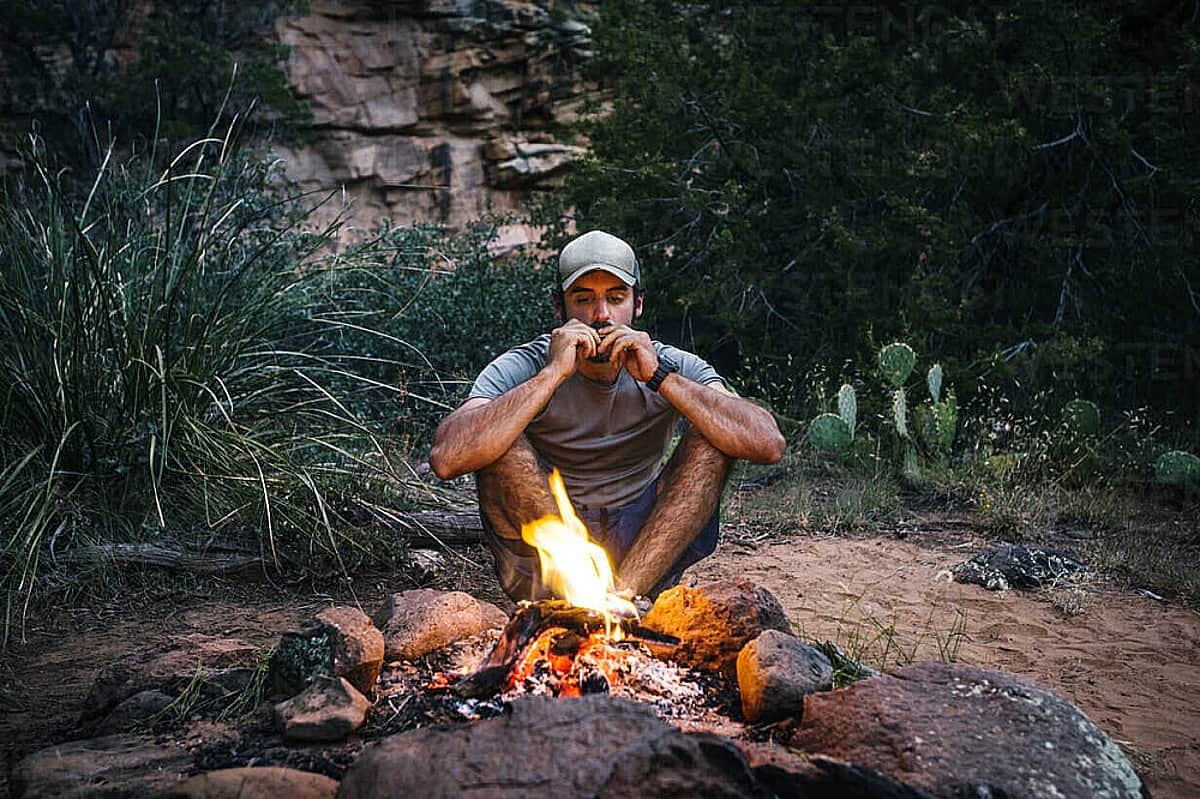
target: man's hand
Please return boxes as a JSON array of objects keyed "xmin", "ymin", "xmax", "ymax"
[
  {"xmin": 598, "ymin": 325, "xmax": 658, "ymax": 381},
  {"xmin": 547, "ymin": 319, "xmax": 603, "ymax": 380}
]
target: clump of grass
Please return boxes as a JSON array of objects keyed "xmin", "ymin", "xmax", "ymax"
[
  {"xmin": 795, "ymin": 590, "xmax": 968, "ymax": 687},
  {"xmin": 0, "ymin": 130, "xmax": 430, "ymax": 642},
  {"xmin": 735, "ymin": 448, "xmax": 902, "ymax": 535}
]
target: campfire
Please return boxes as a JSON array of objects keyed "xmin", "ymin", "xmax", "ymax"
[{"xmin": 433, "ymin": 470, "xmax": 686, "ymax": 702}]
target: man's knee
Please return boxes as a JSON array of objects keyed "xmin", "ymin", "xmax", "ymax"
[{"xmin": 662, "ymin": 425, "xmax": 734, "ymax": 491}]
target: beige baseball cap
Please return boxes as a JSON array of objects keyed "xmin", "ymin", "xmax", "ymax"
[{"xmin": 558, "ymin": 230, "xmax": 641, "ymax": 290}]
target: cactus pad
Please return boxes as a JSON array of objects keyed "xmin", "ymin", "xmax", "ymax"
[
  {"xmin": 1062, "ymin": 399, "xmax": 1101, "ymax": 436},
  {"xmin": 892, "ymin": 386, "xmax": 909, "ymax": 439},
  {"xmin": 837, "ymin": 383, "xmax": 857, "ymax": 439},
  {"xmin": 1154, "ymin": 450, "xmax": 1200, "ymax": 486},
  {"xmin": 927, "ymin": 363, "xmax": 943, "ymax": 404},
  {"xmin": 879, "ymin": 342, "xmax": 916, "ymax": 387},
  {"xmin": 808, "ymin": 413, "xmax": 853, "ymax": 452}
]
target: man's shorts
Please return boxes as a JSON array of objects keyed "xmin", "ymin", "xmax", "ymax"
[{"xmin": 483, "ymin": 478, "xmax": 720, "ymax": 602}]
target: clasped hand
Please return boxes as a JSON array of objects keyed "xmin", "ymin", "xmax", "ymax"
[{"xmin": 547, "ymin": 319, "xmax": 658, "ymax": 381}]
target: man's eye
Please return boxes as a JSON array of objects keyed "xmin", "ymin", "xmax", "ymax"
[{"xmin": 608, "ymin": 294, "xmax": 627, "ymax": 303}]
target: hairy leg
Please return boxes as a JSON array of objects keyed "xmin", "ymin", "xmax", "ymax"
[
  {"xmin": 476, "ymin": 436, "xmax": 559, "ymax": 600},
  {"xmin": 476, "ymin": 435, "xmax": 557, "ymax": 543},
  {"xmin": 614, "ymin": 425, "xmax": 734, "ymax": 597}
]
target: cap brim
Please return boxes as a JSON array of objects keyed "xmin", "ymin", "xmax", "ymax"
[{"xmin": 560, "ymin": 263, "xmax": 637, "ymax": 291}]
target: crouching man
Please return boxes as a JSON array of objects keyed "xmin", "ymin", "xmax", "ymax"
[{"xmin": 429, "ymin": 230, "xmax": 785, "ymax": 600}]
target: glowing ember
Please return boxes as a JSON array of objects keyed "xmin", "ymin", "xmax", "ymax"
[{"xmin": 521, "ymin": 470, "xmax": 638, "ymax": 636}]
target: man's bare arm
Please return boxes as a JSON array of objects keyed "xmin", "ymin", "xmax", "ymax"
[
  {"xmin": 658, "ymin": 376, "xmax": 785, "ymax": 464},
  {"xmin": 428, "ymin": 320, "xmax": 602, "ymax": 480},
  {"xmin": 428, "ymin": 378, "xmax": 553, "ymax": 480},
  {"xmin": 601, "ymin": 326, "xmax": 784, "ymax": 464}
]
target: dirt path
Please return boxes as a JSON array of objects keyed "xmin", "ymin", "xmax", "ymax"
[
  {"xmin": 2, "ymin": 528, "xmax": 1197, "ymax": 798},
  {"xmin": 693, "ymin": 527, "xmax": 1200, "ymax": 799}
]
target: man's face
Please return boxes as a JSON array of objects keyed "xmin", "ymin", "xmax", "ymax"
[{"xmin": 560, "ymin": 269, "xmax": 642, "ymax": 329}]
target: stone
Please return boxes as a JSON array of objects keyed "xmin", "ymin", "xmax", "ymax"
[
  {"xmin": 273, "ymin": 674, "xmax": 371, "ymax": 742},
  {"xmin": 789, "ymin": 661, "xmax": 1147, "ymax": 799},
  {"xmin": 337, "ymin": 694, "xmax": 771, "ymax": 798},
  {"xmin": 169, "ymin": 766, "xmax": 339, "ymax": 798},
  {"xmin": 488, "ymin": 143, "xmax": 585, "ymax": 188},
  {"xmin": 952, "ymin": 544, "xmax": 1087, "ymax": 591},
  {"xmin": 642, "ymin": 579, "xmax": 793, "ymax": 677},
  {"xmin": 373, "ymin": 589, "xmax": 508, "ymax": 661},
  {"xmin": 93, "ymin": 689, "xmax": 175, "ymax": 734},
  {"xmin": 11, "ymin": 734, "xmax": 192, "ymax": 798},
  {"xmin": 737, "ymin": 630, "xmax": 833, "ymax": 723},
  {"xmin": 269, "ymin": 606, "xmax": 384, "ymax": 698},
  {"xmin": 79, "ymin": 634, "xmax": 257, "ymax": 729}
]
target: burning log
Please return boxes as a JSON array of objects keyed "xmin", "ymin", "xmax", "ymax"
[{"xmin": 448, "ymin": 599, "xmax": 678, "ymax": 699}]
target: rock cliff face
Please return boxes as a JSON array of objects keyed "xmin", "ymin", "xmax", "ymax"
[{"xmin": 274, "ymin": 0, "xmax": 596, "ymax": 235}]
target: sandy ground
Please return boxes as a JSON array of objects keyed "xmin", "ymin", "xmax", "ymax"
[
  {"xmin": 2, "ymin": 522, "xmax": 1197, "ymax": 798},
  {"xmin": 693, "ymin": 524, "xmax": 1200, "ymax": 799}
]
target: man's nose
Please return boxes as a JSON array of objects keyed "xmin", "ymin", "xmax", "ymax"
[{"xmin": 592, "ymin": 298, "xmax": 611, "ymax": 322}]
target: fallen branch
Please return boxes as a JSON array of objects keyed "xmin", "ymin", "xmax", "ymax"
[
  {"xmin": 58, "ymin": 541, "xmax": 263, "ymax": 574},
  {"xmin": 387, "ymin": 510, "xmax": 484, "ymax": 545}
]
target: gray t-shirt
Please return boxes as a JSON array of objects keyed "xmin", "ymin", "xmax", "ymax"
[{"xmin": 468, "ymin": 334, "xmax": 726, "ymax": 509}]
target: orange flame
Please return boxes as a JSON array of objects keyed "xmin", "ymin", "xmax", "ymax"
[{"xmin": 521, "ymin": 470, "xmax": 638, "ymax": 636}]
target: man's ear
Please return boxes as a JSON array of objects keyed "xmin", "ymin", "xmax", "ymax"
[
  {"xmin": 553, "ymin": 289, "xmax": 564, "ymax": 322},
  {"xmin": 633, "ymin": 290, "xmax": 644, "ymax": 320}
]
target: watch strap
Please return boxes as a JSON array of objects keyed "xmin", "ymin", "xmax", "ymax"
[{"xmin": 646, "ymin": 360, "xmax": 677, "ymax": 391}]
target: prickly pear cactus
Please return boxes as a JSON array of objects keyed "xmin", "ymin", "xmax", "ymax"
[
  {"xmin": 903, "ymin": 443, "xmax": 921, "ymax": 484},
  {"xmin": 808, "ymin": 413, "xmax": 853, "ymax": 453},
  {"xmin": 837, "ymin": 383, "xmax": 857, "ymax": 439},
  {"xmin": 1154, "ymin": 450, "xmax": 1200, "ymax": 486},
  {"xmin": 892, "ymin": 386, "xmax": 909, "ymax": 439},
  {"xmin": 1062, "ymin": 399, "xmax": 1101, "ymax": 436},
  {"xmin": 935, "ymin": 389, "xmax": 958, "ymax": 453},
  {"xmin": 927, "ymin": 363, "xmax": 943, "ymax": 404},
  {"xmin": 878, "ymin": 343, "xmax": 916, "ymax": 388}
]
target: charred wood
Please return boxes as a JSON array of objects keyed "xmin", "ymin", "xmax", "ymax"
[{"xmin": 450, "ymin": 600, "xmax": 678, "ymax": 699}]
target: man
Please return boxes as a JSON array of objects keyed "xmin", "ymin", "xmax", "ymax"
[{"xmin": 429, "ymin": 230, "xmax": 785, "ymax": 600}]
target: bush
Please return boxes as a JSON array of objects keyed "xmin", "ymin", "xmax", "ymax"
[{"xmin": 549, "ymin": 0, "xmax": 1200, "ymax": 432}]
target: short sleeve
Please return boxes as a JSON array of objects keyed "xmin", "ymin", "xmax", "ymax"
[
  {"xmin": 656, "ymin": 343, "xmax": 727, "ymax": 389},
  {"xmin": 468, "ymin": 334, "xmax": 551, "ymax": 400}
]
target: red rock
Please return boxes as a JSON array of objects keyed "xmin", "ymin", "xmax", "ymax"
[
  {"xmin": 12, "ymin": 734, "xmax": 192, "ymax": 798},
  {"xmin": 170, "ymin": 766, "xmax": 338, "ymax": 798},
  {"xmin": 273, "ymin": 675, "xmax": 370, "ymax": 742},
  {"xmin": 337, "ymin": 695, "xmax": 765, "ymax": 799},
  {"xmin": 790, "ymin": 661, "xmax": 1146, "ymax": 799},
  {"xmin": 736, "ymin": 630, "xmax": 832, "ymax": 723},
  {"xmin": 641, "ymin": 579, "xmax": 792, "ymax": 677},
  {"xmin": 79, "ymin": 634, "xmax": 257, "ymax": 728},
  {"xmin": 269, "ymin": 606, "xmax": 383, "ymax": 698},
  {"xmin": 372, "ymin": 589, "xmax": 507, "ymax": 661}
]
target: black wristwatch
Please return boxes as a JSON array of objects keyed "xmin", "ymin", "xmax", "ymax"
[{"xmin": 646, "ymin": 358, "xmax": 678, "ymax": 392}]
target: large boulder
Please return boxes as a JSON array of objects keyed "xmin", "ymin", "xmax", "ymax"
[
  {"xmin": 372, "ymin": 589, "xmax": 507, "ymax": 661},
  {"xmin": 11, "ymin": 734, "xmax": 192, "ymax": 798},
  {"xmin": 273, "ymin": 675, "xmax": 371, "ymax": 742},
  {"xmin": 789, "ymin": 661, "xmax": 1147, "ymax": 799},
  {"xmin": 337, "ymin": 694, "xmax": 769, "ymax": 799},
  {"xmin": 169, "ymin": 767, "xmax": 339, "ymax": 798},
  {"xmin": 641, "ymin": 579, "xmax": 792, "ymax": 677},
  {"xmin": 270, "ymin": 606, "xmax": 384, "ymax": 698},
  {"xmin": 736, "ymin": 630, "xmax": 833, "ymax": 723}
]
